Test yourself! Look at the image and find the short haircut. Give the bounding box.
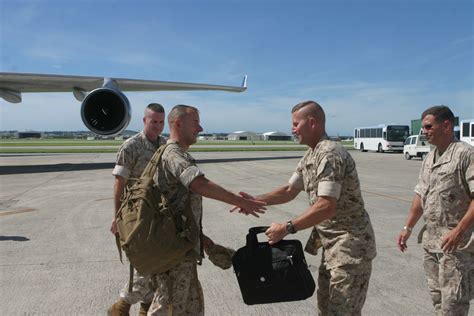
[421,105,455,125]
[145,103,165,116]
[291,100,326,125]
[168,104,199,125]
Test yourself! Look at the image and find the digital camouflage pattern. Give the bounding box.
[149,140,205,312]
[423,251,473,316]
[148,259,204,316]
[153,140,204,257]
[119,270,155,305]
[112,131,166,304]
[414,140,474,315]
[291,135,377,269]
[317,256,372,316]
[112,131,167,185]
[415,140,474,253]
[205,242,235,270]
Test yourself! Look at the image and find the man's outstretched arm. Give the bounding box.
[189,175,266,217]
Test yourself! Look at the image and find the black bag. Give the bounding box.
[232,226,316,305]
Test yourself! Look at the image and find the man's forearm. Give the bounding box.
[292,196,336,232]
[113,177,126,216]
[405,195,423,229]
[190,176,242,206]
[454,199,474,234]
[256,185,299,205]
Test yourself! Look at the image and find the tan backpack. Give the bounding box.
[115,144,199,276]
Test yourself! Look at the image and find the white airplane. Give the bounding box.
[0,72,247,136]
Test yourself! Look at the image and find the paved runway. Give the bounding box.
[0,150,472,315]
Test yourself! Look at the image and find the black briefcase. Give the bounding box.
[232,226,316,305]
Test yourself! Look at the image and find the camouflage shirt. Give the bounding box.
[153,140,204,257]
[112,131,167,187]
[289,135,377,268]
[415,140,474,253]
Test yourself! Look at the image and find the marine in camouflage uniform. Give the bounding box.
[147,105,266,315]
[147,140,207,315]
[112,131,167,305]
[291,135,376,315]
[255,101,376,315]
[415,140,473,315]
[398,105,474,316]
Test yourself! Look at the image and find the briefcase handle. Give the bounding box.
[246,226,270,253]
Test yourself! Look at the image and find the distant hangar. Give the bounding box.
[227,131,292,141]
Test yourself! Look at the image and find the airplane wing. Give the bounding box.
[0,72,248,136]
[0,72,247,100]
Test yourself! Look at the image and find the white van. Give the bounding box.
[403,134,432,160]
[460,119,473,146]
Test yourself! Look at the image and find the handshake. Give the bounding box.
[230,191,266,218]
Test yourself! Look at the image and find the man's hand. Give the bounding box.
[265,223,288,245]
[229,192,264,217]
[397,229,411,252]
[441,227,463,253]
[238,196,266,217]
[110,218,118,235]
[202,234,215,254]
[229,191,266,217]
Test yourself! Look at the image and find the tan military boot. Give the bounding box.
[107,298,131,316]
[138,302,151,316]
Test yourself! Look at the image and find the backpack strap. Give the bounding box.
[140,143,171,179]
[128,263,134,293]
[115,233,123,263]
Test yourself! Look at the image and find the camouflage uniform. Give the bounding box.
[148,140,205,316]
[289,135,377,316]
[112,131,167,305]
[414,140,474,315]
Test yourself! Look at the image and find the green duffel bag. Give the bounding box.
[115,144,199,276]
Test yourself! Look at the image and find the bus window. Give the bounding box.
[376,128,382,138]
[387,126,409,142]
[462,122,469,137]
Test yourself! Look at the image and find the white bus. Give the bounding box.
[460,119,473,146]
[354,124,409,152]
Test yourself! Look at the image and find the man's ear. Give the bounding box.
[174,118,182,128]
[309,117,317,129]
[442,120,452,131]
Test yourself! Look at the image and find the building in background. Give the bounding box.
[227,131,262,141]
[262,131,292,141]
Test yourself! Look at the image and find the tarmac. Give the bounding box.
[0,150,472,315]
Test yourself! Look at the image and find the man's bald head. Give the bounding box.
[168,104,199,127]
[291,100,326,126]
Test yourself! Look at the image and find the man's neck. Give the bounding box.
[308,133,327,149]
[169,135,189,150]
[144,132,159,146]
[436,137,455,155]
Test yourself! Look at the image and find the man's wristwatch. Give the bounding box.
[286,220,296,234]
[403,226,413,232]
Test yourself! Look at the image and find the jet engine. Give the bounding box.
[80,87,131,136]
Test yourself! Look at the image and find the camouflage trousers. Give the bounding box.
[120,267,155,304]
[148,258,204,316]
[423,250,473,316]
[317,258,372,316]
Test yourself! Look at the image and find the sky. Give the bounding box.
[0,0,473,136]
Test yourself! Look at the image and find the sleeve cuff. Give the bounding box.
[179,166,204,188]
[317,181,342,199]
[414,184,422,196]
[288,172,304,190]
[112,165,130,180]
[468,180,474,195]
